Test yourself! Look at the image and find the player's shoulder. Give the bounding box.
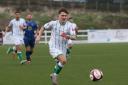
[72,23,77,27]
[32,20,38,25]
[10,19,16,22]
[66,21,74,26]
[46,20,57,25]
[27,20,35,24]
[67,21,73,24]
[72,22,76,25]
[20,18,25,21]
[50,20,57,24]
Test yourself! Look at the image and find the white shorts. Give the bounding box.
[49,47,66,59]
[50,48,63,58]
[13,36,24,45]
[68,39,73,45]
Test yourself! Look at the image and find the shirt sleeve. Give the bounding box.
[43,21,53,30]
[8,20,13,27]
[23,19,27,26]
[69,23,76,35]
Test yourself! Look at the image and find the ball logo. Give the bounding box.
[89,68,103,81]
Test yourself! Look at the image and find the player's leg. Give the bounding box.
[12,47,17,59]
[25,46,33,63]
[6,46,16,54]
[50,55,66,85]
[21,38,30,64]
[50,48,67,85]
[66,39,73,56]
[26,39,35,63]
[15,37,24,62]
[6,36,17,54]
[67,44,72,56]
[7,46,17,60]
[21,39,35,64]
[54,55,66,75]
[16,45,23,61]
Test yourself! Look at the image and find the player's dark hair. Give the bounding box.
[69,17,72,19]
[58,8,69,14]
[15,11,20,14]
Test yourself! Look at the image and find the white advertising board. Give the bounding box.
[3,32,14,44]
[88,29,128,43]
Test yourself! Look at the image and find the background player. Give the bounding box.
[21,14,38,64]
[6,11,26,63]
[67,17,78,56]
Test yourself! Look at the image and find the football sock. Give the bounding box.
[67,47,72,55]
[17,51,22,61]
[67,48,70,55]
[26,51,32,61]
[7,47,13,54]
[53,62,63,75]
[12,46,16,51]
[29,51,32,55]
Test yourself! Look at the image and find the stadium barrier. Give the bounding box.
[88,29,128,43]
[39,30,88,44]
[3,29,128,45]
[40,29,128,44]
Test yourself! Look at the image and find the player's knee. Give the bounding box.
[26,47,31,51]
[57,54,67,64]
[61,59,67,65]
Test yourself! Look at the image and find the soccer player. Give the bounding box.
[36,8,76,85]
[67,17,78,56]
[6,11,26,63]
[20,14,38,64]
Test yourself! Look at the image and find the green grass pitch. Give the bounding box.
[0,43,128,85]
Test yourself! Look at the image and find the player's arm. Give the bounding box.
[19,25,26,30]
[61,32,76,40]
[36,26,45,42]
[5,20,13,32]
[70,23,77,40]
[35,27,39,38]
[5,26,10,32]
[19,23,27,30]
[75,25,78,34]
[61,24,77,40]
[36,21,53,42]
[37,21,53,39]
[4,21,12,36]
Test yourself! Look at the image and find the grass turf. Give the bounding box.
[0,43,128,85]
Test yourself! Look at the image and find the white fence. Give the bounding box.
[40,29,128,44]
[39,30,88,44]
[3,29,128,45]
[3,30,88,44]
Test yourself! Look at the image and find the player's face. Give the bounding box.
[26,14,32,21]
[58,12,68,23]
[15,13,20,20]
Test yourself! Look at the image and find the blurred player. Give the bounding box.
[36,8,76,85]
[20,14,38,64]
[6,11,26,63]
[67,17,78,56]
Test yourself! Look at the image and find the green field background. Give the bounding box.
[0,43,128,85]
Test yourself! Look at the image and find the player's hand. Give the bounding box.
[19,24,26,30]
[19,25,24,30]
[61,32,70,40]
